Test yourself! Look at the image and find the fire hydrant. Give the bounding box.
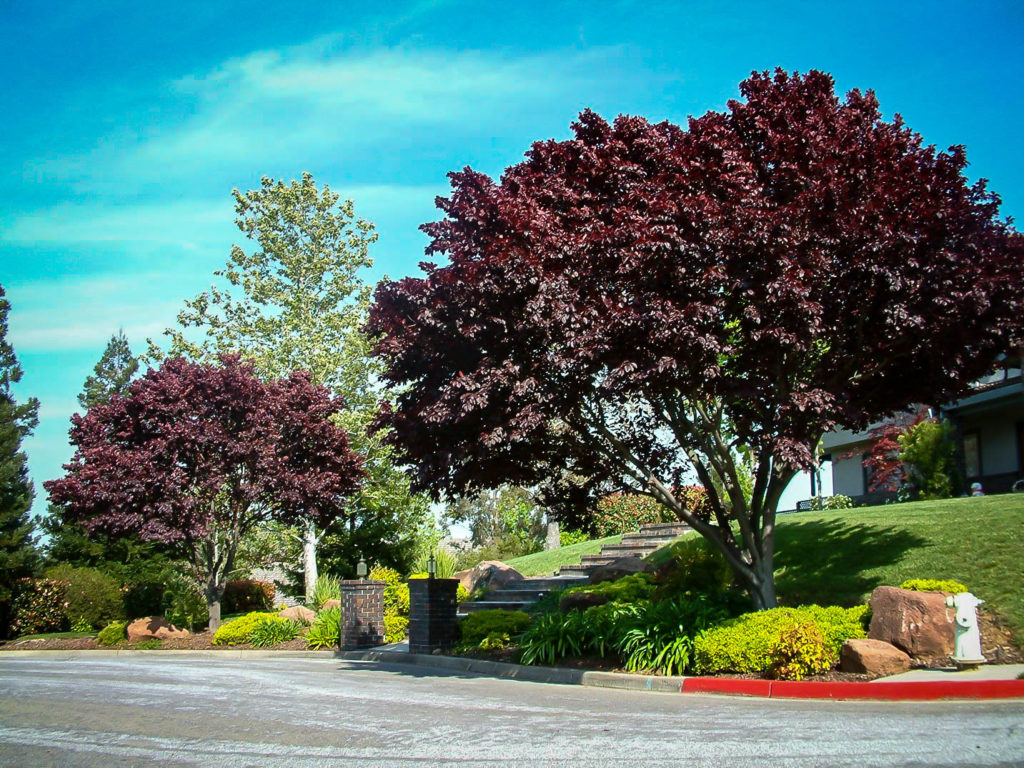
[945,592,986,669]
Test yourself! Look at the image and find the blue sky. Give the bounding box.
[2,0,1023,520]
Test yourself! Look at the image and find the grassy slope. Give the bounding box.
[506,535,622,576]
[772,494,1023,637]
[507,495,1024,637]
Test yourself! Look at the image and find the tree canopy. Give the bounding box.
[79,329,139,411]
[367,69,1024,609]
[45,355,364,628]
[0,284,40,635]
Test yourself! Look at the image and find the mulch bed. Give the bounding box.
[0,632,309,652]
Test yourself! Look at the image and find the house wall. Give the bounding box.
[831,447,867,497]
[957,402,1024,480]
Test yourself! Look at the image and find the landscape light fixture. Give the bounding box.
[356,556,367,580]
[427,552,436,579]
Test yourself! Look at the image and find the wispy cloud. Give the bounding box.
[35,40,634,192]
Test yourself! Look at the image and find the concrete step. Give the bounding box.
[596,544,659,557]
[637,522,693,536]
[619,534,687,546]
[556,563,595,574]
[501,576,588,591]
[579,554,617,565]
[459,600,536,613]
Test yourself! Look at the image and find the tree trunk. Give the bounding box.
[738,557,778,611]
[303,519,319,604]
[545,520,560,550]
[205,583,225,633]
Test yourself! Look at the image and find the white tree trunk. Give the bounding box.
[303,519,319,605]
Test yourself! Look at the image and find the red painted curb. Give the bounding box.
[680,677,1024,701]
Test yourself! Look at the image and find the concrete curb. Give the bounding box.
[4,649,1022,700]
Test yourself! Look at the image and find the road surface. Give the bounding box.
[0,654,1021,767]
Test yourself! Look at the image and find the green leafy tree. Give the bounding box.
[898,419,959,500]
[446,486,545,557]
[0,284,41,636]
[78,329,139,410]
[150,173,430,600]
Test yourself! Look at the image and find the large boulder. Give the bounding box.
[840,638,912,677]
[127,617,190,643]
[868,586,955,660]
[588,557,652,585]
[278,605,316,624]
[320,599,341,611]
[461,561,524,594]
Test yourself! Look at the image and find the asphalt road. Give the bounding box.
[0,654,1022,768]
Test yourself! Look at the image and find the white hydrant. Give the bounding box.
[945,592,986,669]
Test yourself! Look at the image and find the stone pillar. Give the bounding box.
[408,578,459,655]
[338,580,386,651]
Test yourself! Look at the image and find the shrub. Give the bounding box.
[413,549,458,579]
[212,611,279,646]
[479,632,511,651]
[562,573,656,608]
[311,575,340,611]
[824,494,853,510]
[459,609,532,646]
[384,614,409,644]
[223,579,275,614]
[518,610,587,665]
[693,605,868,675]
[249,616,301,647]
[593,493,675,537]
[559,529,590,547]
[305,607,340,650]
[767,622,832,680]
[10,578,70,636]
[371,566,409,614]
[899,419,959,500]
[900,578,969,594]
[134,638,163,650]
[45,565,123,630]
[122,580,165,619]
[96,620,128,646]
[161,570,207,631]
[649,536,732,596]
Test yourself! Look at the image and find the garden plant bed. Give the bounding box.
[0,632,310,652]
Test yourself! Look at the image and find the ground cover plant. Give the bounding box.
[305,607,339,650]
[504,535,621,577]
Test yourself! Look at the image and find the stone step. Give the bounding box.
[619,533,687,546]
[596,544,659,557]
[637,522,693,536]
[556,563,595,574]
[579,554,617,565]
[458,600,535,613]
[501,576,588,591]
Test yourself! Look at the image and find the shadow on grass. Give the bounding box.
[773,518,928,607]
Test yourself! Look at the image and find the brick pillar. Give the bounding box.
[408,578,459,655]
[338,580,386,650]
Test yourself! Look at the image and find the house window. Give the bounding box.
[963,432,981,478]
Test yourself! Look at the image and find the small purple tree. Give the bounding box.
[46,356,363,629]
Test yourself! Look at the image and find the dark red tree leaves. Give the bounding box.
[45,355,363,555]
[368,69,1023,608]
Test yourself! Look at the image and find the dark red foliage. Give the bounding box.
[45,355,363,568]
[367,69,1023,607]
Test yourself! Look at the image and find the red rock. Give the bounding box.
[127,617,190,643]
[454,568,474,594]
[464,561,524,594]
[840,638,912,677]
[278,605,316,624]
[588,557,652,585]
[868,586,954,660]
[320,599,341,611]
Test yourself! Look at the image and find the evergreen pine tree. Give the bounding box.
[78,329,138,410]
[0,284,41,635]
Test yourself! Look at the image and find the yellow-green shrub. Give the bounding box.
[384,615,409,644]
[692,605,868,675]
[562,573,655,606]
[305,607,339,650]
[96,620,128,647]
[212,611,279,646]
[900,578,968,594]
[767,622,832,680]
[459,609,531,646]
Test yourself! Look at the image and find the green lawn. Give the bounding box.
[772,494,1024,638]
[507,495,1024,639]
[506,535,622,576]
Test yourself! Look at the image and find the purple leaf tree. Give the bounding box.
[45,355,364,629]
[367,69,1024,610]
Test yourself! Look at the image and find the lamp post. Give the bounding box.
[356,555,367,581]
[427,551,436,579]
